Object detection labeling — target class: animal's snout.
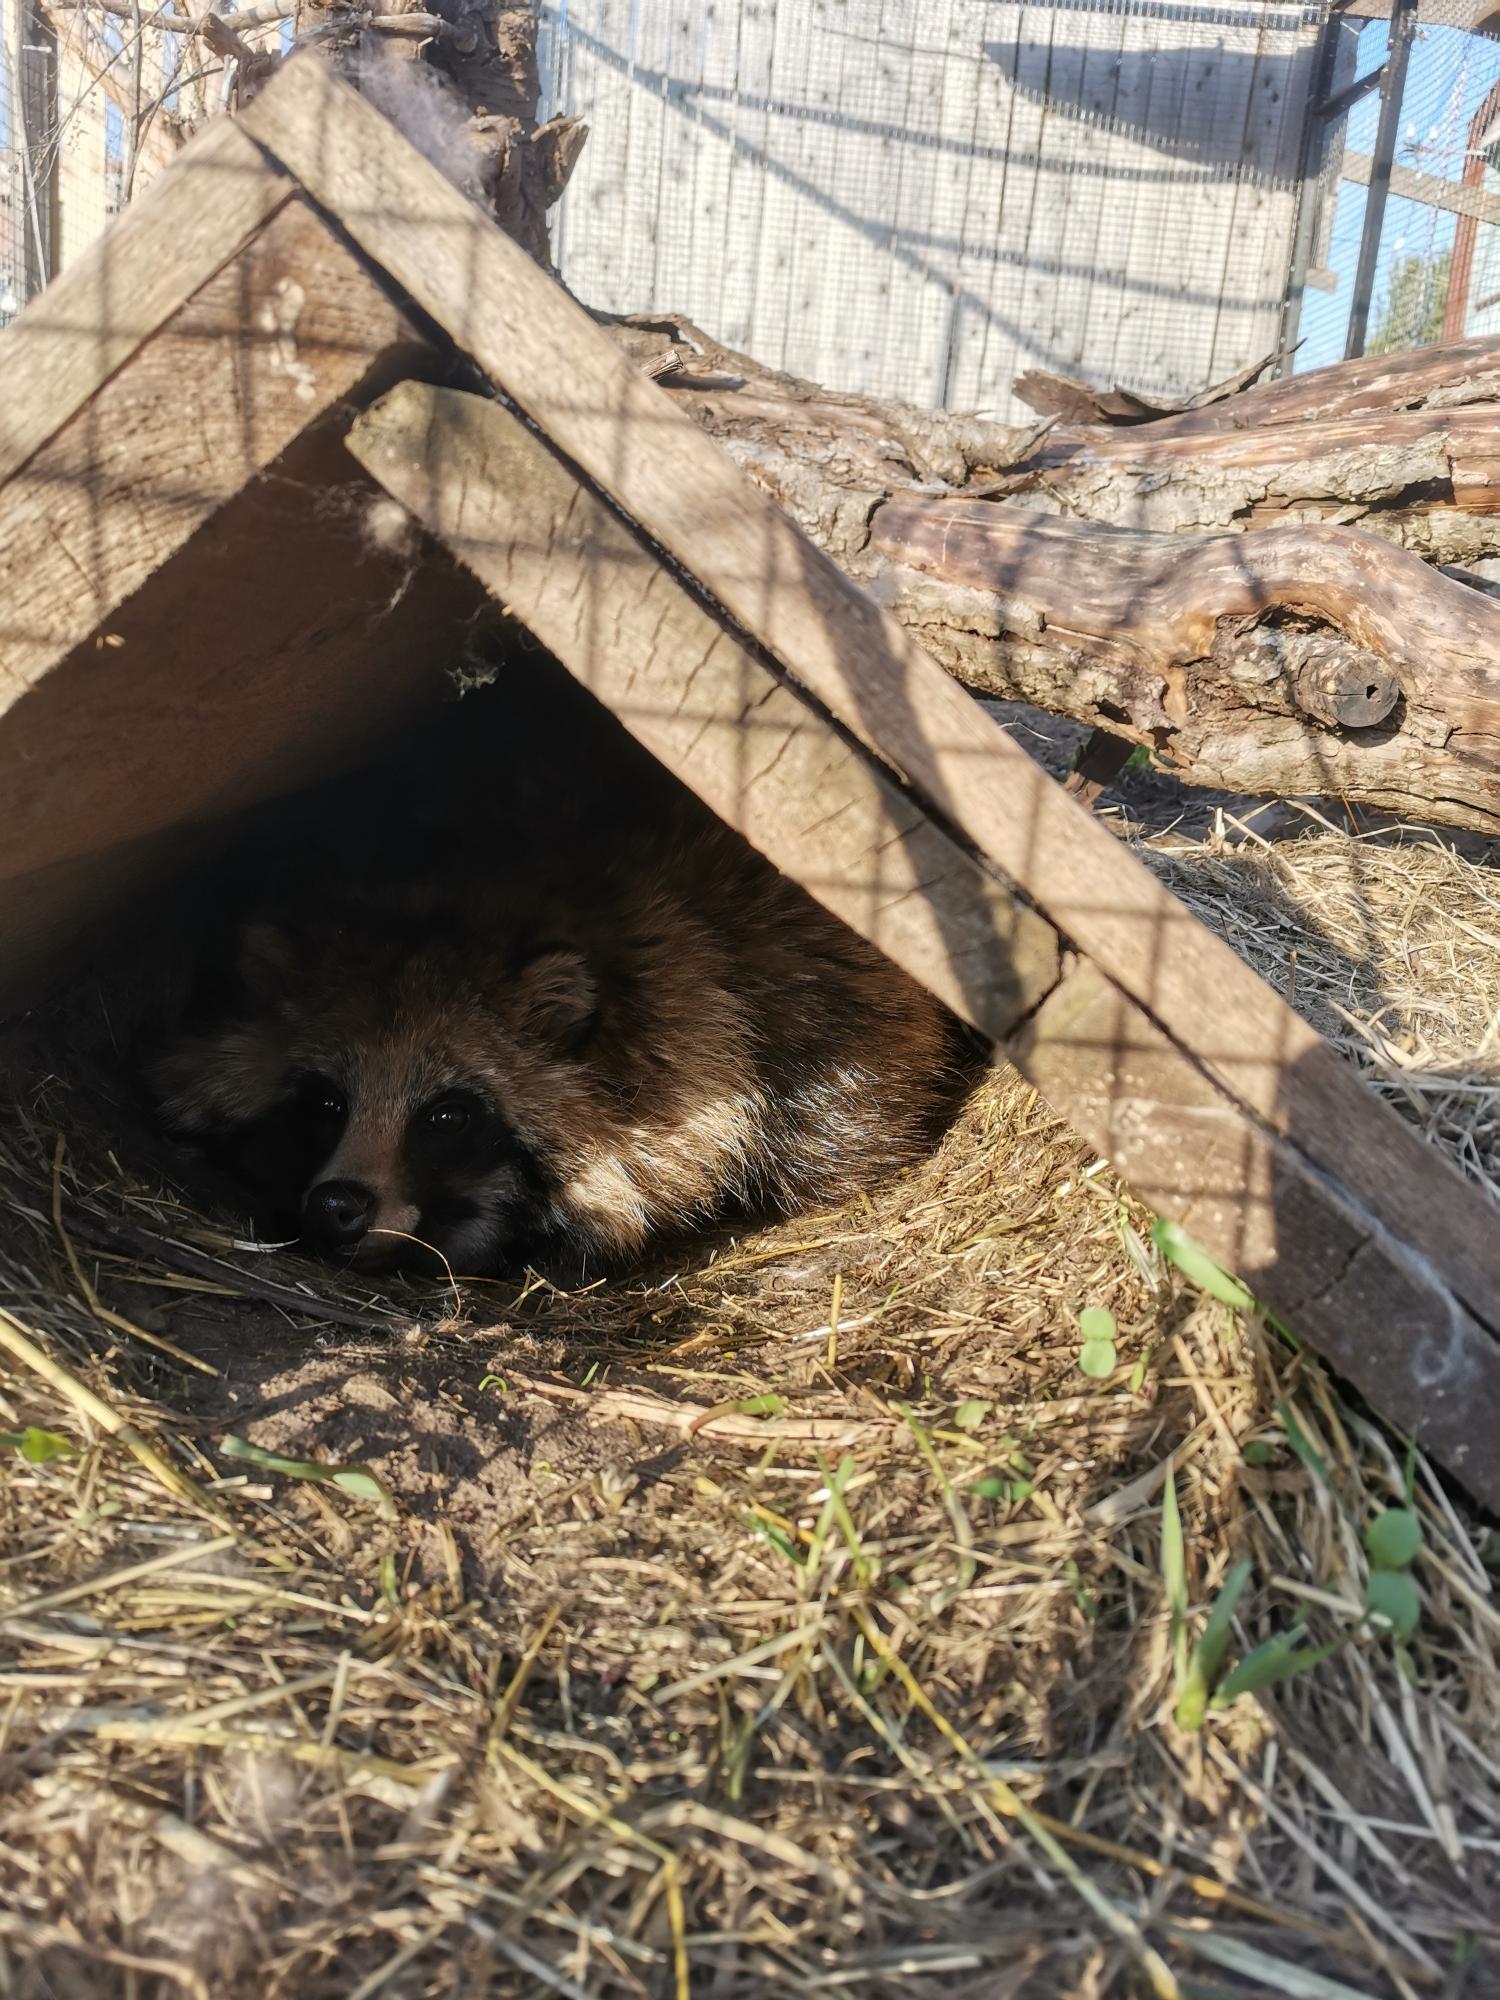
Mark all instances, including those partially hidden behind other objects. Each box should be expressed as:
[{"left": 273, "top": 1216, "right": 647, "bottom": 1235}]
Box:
[{"left": 302, "top": 1178, "right": 374, "bottom": 1250}]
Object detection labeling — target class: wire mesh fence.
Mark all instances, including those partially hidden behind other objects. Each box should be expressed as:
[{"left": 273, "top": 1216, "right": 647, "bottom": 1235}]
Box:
[
  {"left": 1288, "top": 0, "right": 1500, "bottom": 370},
  {"left": 537, "top": 0, "right": 1329, "bottom": 417},
  {"left": 8, "top": 1, "right": 1500, "bottom": 399}
]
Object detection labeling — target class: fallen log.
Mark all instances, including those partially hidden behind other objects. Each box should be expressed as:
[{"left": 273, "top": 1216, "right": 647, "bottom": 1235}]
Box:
[
  {"left": 600, "top": 312, "right": 1500, "bottom": 833},
  {"left": 867, "top": 506, "right": 1500, "bottom": 832}
]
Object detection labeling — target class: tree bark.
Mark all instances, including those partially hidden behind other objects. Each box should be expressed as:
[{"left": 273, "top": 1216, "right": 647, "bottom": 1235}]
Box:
[
  {"left": 602, "top": 311, "right": 1500, "bottom": 837},
  {"left": 283, "top": 0, "right": 585, "bottom": 268}
]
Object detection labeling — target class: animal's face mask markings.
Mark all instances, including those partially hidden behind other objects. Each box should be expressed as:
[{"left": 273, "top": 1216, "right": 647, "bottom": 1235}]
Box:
[{"left": 149, "top": 758, "right": 974, "bottom": 1280}]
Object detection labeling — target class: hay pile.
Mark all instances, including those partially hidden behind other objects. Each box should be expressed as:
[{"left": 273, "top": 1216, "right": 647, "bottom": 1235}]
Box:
[{"left": 0, "top": 817, "right": 1497, "bottom": 1999}]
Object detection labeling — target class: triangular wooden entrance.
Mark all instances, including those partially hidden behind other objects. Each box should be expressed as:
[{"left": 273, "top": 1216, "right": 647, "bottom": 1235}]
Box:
[{"left": 2, "top": 56, "right": 1497, "bottom": 1504}]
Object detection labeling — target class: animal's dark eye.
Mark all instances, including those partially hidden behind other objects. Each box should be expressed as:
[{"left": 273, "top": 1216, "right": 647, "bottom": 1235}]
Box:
[
  {"left": 423, "top": 1096, "right": 471, "bottom": 1137},
  {"left": 292, "top": 1072, "right": 346, "bottom": 1125}
]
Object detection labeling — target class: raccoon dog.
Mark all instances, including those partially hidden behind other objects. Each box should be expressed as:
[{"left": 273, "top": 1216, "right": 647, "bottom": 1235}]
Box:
[{"left": 149, "top": 691, "right": 979, "bottom": 1280}]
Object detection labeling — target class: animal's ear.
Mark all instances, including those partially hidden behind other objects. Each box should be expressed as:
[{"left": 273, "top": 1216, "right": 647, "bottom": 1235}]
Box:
[{"left": 515, "top": 947, "right": 597, "bottom": 1050}]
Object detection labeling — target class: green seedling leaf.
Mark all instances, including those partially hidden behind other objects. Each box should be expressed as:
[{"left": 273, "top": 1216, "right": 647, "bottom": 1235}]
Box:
[
  {"left": 1174, "top": 1560, "right": 1252, "bottom": 1732},
  {"left": 1365, "top": 1568, "right": 1421, "bottom": 1638},
  {"left": 379, "top": 1551, "right": 400, "bottom": 1605},
  {"left": 969, "top": 1475, "right": 1033, "bottom": 1504},
  {"left": 1212, "top": 1626, "right": 1343, "bottom": 1706},
  {"left": 953, "top": 1398, "right": 991, "bottom": 1432},
  {"left": 1128, "top": 1353, "right": 1149, "bottom": 1395},
  {"left": 1117, "top": 1211, "right": 1158, "bottom": 1287},
  {"left": 0, "top": 1427, "right": 77, "bottom": 1464},
  {"left": 1241, "top": 1439, "right": 1276, "bottom": 1467},
  {"left": 478, "top": 1374, "right": 509, "bottom": 1393},
  {"left": 811, "top": 1452, "right": 872, "bottom": 1590},
  {"left": 1077, "top": 1305, "right": 1118, "bottom": 1378},
  {"left": 747, "top": 1515, "right": 804, "bottom": 1567},
  {"left": 1078, "top": 1337, "right": 1117, "bottom": 1379},
  {"left": 1150, "top": 1218, "right": 1254, "bottom": 1310},
  {"left": 692, "top": 1392, "right": 787, "bottom": 1434},
  {"left": 1161, "top": 1471, "right": 1188, "bottom": 1685},
  {"left": 1064, "top": 1559, "right": 1097, "bottom": 1620},
  {"left": 1365, "top": 1507, "right": 1423, "bottom": 1572},
  {"left": 331, "top": 1469, "right": 388, "bottom": 1506},
  {"left": 221, "top": 1435, "right": 397, "bottom": 1521}
]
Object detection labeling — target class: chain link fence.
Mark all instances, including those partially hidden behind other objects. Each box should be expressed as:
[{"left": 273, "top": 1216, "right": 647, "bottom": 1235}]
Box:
[
  {"left": 1286, "top": 0, "right": 1500, "bottom": 370},
  {"left": 8, "top": 2, "right": 1500, "bottom": 395}
]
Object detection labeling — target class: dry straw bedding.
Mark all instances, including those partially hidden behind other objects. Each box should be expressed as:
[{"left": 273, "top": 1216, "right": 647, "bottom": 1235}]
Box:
[{"left": 0, "top": 818, "right": 1497, "bottom": 1999}]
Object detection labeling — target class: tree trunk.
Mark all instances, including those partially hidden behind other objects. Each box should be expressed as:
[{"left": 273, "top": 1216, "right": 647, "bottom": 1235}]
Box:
[
  {"left": 280, "top": 0, "right": 586, "bottom": 269},
  {"left": 602, "top": 312, "right": 1500, "bottom": 838}
]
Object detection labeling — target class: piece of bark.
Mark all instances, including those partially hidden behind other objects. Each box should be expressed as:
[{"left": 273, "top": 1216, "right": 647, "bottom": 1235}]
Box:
[
  {"left": 600, "top": 310, "right": 1051, "bottom": 486},
  {"left": 1012, "top": 350, "right": 1278, "bottom": 427}
]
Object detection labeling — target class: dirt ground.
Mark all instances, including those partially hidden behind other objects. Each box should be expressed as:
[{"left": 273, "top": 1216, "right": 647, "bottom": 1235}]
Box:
[{"left": 2, "top": 734, "right": 1499, "bottom": 1997}]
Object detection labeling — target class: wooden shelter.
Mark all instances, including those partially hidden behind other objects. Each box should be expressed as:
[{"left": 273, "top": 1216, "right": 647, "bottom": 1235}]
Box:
[{"left": 3, "top": 56, "right": 1500, "bottom": 1508}]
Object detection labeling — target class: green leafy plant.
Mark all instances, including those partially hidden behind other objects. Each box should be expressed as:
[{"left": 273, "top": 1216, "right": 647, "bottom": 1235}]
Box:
[
  {"left": 0, "top": 1427, "right": 76, "bottom": 1465},
  {"left": 1362, "top": 1500, "right": 1424, "bottom": 1635},
  {"left": 969, "top": 1473, "right": 1034, "bottom": 1504},
  {"left": 1150, "top": 1218, "right": 1253, "bottom": 1310},
  {"left": 1164, "top": 1442, "right": 1429, "bottom": 1726},
  {"left": 1175, "top": 1559, "right": 1253, "bottom": 1730},
  {"left": 1077, "top": 1306, "right": 1118, "bottom": 1379},
  {"left": 221, "top": 1435, "right": 397, "bottom": 1520}
]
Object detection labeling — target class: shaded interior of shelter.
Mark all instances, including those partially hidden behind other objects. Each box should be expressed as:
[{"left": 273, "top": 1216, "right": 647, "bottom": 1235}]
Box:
[
  {"left": 0, "top": 392, "right": 1089, "bottom": 1558},
  {"left": 0, "top": 397, "right": 1001, "bottom": 1344},
  {"left": 0, "top": 410, "right": 546, "bottom": 1279}
]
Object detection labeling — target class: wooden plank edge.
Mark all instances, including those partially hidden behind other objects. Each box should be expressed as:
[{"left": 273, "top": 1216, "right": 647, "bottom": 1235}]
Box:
[
  {"left": 1014, "top": 961, "right": 1500, "bottom": 1508},
  {"left": 344, "top": 380, "right": 1062, "bottom": 1041},
  {"left": 0, "top": 114, "right": 292, "bottom": 488}
]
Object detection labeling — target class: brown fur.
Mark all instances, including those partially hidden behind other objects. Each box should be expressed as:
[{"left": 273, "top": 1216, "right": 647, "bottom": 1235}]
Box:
[{"left": 150, "top": 684, "right": 980, "bottom": 1278}]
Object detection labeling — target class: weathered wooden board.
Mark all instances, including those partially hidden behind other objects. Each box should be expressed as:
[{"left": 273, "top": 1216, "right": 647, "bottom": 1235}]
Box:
[
  {"left": 0, "top": 197, "right": 428, "bottom": 707},
  {"left": 240, "top": 59, "right": 1500, "bottom": 1326},
  {"left": 1015, "top": 961, "right": 1500, "bottom": 1493},
  {"left": 345, "top": 380, "right": 1060, "bottom": 1041},
  {"left": 347, "top": 379, "right": 1500, "bottom": 1506},
  {"left": 0, "top": 413, "right": 494, "bottom": 1005},
  {"left": 0, "top": 113, "right": 291, "bottom": 489}
]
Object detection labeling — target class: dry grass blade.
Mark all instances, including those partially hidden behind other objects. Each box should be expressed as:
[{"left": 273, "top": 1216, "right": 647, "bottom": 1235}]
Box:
[{"left": 0, "top": 1305, "right": 231, "bottom": 1524}]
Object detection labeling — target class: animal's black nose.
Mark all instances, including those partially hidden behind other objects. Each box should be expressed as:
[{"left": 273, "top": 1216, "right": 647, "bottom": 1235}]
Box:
[{"left": 302, "top": 1180, "right": 373, "bottom": 1248}]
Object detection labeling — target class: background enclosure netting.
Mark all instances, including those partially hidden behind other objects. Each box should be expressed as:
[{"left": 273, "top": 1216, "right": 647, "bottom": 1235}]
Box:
[{"left": 10, "top": 1, "right": 1500, "bottom": 409}]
